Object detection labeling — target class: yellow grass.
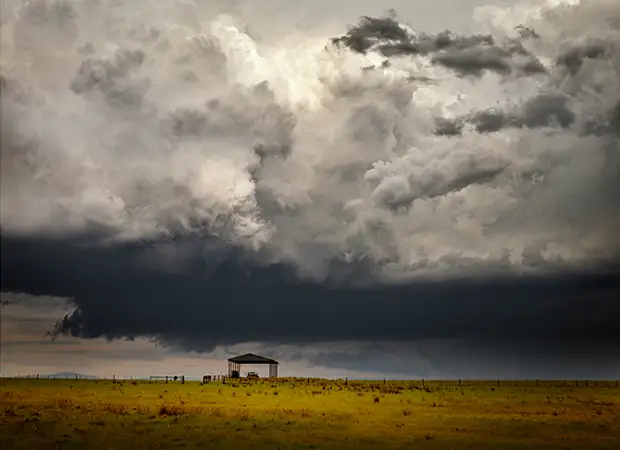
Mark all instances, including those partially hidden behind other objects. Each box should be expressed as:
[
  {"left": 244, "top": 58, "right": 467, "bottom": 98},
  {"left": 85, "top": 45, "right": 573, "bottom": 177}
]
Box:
[{"left": 1, "top": 378, "right": 619, "bottom": 449}]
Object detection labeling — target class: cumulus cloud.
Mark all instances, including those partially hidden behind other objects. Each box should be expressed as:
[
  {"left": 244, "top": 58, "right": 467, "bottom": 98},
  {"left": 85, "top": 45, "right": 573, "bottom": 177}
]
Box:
[
  {"left": 1, "top": 0, "right": 619, "bottom": 370},
  {"left": 1, "top": 0, "right": 619, "bottom": 278}
]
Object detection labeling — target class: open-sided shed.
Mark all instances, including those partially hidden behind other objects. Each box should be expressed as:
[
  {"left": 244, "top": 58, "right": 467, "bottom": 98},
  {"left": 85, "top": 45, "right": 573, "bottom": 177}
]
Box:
[{"left": 227, "top": 353, "right": 279, "bottom": 378}]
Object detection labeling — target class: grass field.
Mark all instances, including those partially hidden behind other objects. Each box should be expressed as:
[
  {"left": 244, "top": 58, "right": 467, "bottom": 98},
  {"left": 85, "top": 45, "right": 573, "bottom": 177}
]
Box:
[{"left": 1, "top": 378, "right": 619, "bottom": 449}]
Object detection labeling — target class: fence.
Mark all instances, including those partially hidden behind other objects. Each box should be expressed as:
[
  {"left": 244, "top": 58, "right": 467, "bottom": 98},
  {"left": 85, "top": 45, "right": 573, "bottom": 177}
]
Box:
[
  {"left": 1, "top": 375, "right": 619, "bottom": 388},
  {"left": 0, "top": 374, "right": 186, "bottom": 383},
  {"left": 1, "top": 374, "right": 97, "bottom": 381},
  {"left": 418, "top": 379, "right": 620, "bottom": 388},
  {"left": 149, "top": 375, "right": 185, "bottom": 384}
]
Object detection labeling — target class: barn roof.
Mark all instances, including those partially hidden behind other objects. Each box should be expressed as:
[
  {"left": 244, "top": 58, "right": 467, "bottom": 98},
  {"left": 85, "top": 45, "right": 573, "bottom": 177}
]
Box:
[{"left": 227, "top": 353, "right": 279, "bottom": 364}]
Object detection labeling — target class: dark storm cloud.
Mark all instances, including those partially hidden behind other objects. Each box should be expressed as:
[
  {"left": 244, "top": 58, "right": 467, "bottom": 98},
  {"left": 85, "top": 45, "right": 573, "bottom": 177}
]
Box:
[
  {"left": 331, "top": 15, "right": 546, "bottom": 77},
  {"left": 334, "top": 14, "right": 617, "bottom": 140},
  {"left": 556, "top": 37, "right": 610, "bottom": 75},
  {"left": 305, "top": 339, "right": 620, "bottom": 380},
  {"left": 433, "top": 93, "right": 578, "bottom": 136},
  {"left": 2, "top": 233, "right": 619, "bottom": 361}
]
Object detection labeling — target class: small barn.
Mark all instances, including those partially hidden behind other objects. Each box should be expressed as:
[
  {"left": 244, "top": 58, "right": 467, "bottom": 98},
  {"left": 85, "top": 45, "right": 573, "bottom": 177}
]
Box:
[{"left": 227, "top": 353, "right": 279, "bottom": 378}]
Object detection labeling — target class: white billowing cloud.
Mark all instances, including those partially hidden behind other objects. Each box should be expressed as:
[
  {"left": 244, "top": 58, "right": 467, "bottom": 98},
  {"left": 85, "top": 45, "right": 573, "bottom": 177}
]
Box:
[{"left": 1, "top": 0, "right": 619, "bottom": 282}]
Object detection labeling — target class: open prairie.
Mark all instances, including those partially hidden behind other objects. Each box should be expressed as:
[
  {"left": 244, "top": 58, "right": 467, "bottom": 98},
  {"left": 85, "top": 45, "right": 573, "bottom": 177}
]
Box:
[{"left": 1, "top": 378, "right": 619, "bottom": 449}]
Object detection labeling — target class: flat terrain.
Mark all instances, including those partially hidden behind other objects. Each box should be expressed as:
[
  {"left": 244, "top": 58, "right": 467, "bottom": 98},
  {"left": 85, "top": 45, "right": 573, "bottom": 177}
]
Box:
[{"left": 1, "top": 378, "right": 619, "bottom": 449}]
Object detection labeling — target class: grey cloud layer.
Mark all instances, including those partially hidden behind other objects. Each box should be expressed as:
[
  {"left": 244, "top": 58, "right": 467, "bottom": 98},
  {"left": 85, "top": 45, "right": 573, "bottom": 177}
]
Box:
[
  {"left": 1, "top": 0, "right": 619, "bottom": 366},
  {"left": 2, "top": 233, "right": 619, "bottom": 358}
]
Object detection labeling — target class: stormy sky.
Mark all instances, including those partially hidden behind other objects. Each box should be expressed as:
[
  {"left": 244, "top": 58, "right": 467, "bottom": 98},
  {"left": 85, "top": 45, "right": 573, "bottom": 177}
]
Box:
[{"left": 1, "top": 0, "right": 619, "bottom": 379}]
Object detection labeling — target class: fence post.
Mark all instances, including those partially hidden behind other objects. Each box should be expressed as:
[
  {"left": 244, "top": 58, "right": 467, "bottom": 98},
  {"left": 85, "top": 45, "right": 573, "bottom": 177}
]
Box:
[
  {"left": 182, "top": 375, "right": 185, "bottom": 384},
  {"left": 497, "top": 379, "right": 500, "bottom": 387}
]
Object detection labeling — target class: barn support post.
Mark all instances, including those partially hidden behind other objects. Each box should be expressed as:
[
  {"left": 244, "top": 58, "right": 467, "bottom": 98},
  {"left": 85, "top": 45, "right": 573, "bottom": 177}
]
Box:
[{"left": 268, "top": 363, "right": 278, "bottom": 378}]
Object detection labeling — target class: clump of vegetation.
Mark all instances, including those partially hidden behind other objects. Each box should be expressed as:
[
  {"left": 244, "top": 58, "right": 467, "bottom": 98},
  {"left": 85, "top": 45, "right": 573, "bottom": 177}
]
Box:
[{"left": 158, "top": 405, "right": 185, "bottom": 417}]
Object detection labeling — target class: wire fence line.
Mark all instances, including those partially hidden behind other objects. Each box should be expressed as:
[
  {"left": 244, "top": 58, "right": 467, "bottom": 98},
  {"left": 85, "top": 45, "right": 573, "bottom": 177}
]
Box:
[
  {"left": 1, "top": 374, "right": 188, "bottom": 383},
  {"left": 1, "top": 375, "right": 619, "bottom": 388}
]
